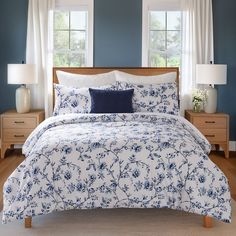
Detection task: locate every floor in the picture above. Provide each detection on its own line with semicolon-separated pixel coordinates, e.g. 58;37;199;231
0;149;236;211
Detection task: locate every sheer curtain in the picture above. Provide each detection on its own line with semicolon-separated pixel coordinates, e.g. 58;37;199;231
26;0;55;117
180;0;214;114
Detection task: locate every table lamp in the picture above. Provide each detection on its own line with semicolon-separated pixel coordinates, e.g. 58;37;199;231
8;64;37;113
196;64;227;113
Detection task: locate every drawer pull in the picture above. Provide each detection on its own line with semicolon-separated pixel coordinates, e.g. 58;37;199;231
205;135;215;138
14;121;25;124
205;121;216;124
14;135;25;138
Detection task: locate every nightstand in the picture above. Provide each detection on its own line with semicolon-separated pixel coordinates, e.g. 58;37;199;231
185;110;229;158
0;110;45;158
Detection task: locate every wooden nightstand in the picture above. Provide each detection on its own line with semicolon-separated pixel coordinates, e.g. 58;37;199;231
185;110;229;158
0;110;45;158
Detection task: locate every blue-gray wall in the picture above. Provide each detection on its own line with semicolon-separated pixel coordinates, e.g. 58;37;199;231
213;0;236;140
0;0;236;140
94;0;142;67
0;0;28;114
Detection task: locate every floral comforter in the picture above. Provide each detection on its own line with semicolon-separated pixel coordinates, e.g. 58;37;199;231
2;113;231;223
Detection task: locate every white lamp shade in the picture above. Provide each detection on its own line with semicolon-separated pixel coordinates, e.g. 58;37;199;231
8;64;37;84
196;64;227;85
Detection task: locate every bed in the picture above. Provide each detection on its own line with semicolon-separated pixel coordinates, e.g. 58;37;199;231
2;67;231;229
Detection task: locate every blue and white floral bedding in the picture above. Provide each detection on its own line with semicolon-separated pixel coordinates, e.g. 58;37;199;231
116;82;179;115
2;113;231;223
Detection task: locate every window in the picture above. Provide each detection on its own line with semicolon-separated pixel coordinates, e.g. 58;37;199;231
149;11;182;67
53;11;88;67
142;0;182;67
53;0;93;67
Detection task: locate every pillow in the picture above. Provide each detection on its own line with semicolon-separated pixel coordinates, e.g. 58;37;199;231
115;70;176;84
117;81;179;115
89;88;134;113
53;84;117;116
56;70;116;88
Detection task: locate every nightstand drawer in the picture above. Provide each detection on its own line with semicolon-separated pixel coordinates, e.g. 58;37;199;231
192;117;226;129
2;117;37;129
2;129;34;142
199;128;227;142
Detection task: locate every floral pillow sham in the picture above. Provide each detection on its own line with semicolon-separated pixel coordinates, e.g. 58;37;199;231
116;81;179;115
53;84;117;116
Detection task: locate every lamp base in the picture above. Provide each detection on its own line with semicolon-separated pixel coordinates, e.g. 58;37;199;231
16;85;30;113
204;86;217;113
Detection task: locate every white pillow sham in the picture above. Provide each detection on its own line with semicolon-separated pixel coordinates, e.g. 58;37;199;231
56;70;116;88
115;70;176;84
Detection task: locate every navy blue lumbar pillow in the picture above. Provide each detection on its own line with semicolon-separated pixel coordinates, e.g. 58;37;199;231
89;88;134;113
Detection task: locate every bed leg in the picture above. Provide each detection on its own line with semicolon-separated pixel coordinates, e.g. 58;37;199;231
203;216;213;228
25;217;32;228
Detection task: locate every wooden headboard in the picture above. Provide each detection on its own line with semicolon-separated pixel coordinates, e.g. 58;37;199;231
52;67;179;106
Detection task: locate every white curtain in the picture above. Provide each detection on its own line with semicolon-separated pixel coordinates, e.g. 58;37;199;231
180;0;214;114
26;0;55;117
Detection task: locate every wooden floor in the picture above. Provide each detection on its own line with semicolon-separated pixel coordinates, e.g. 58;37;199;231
0;150;236;211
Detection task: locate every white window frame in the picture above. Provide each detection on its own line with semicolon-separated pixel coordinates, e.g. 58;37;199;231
142;0;181;67
54;0;93;66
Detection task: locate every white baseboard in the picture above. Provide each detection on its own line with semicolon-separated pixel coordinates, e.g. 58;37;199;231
229;141;236;151
14;144;23;149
